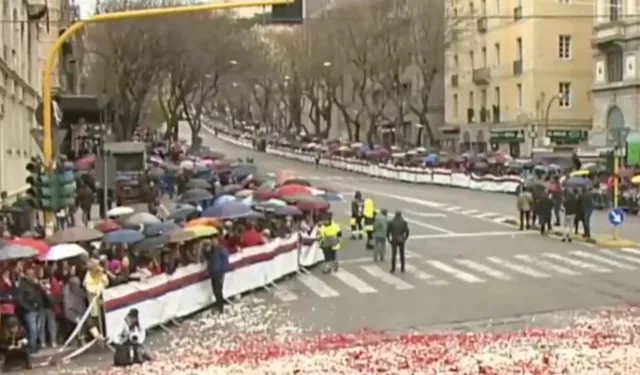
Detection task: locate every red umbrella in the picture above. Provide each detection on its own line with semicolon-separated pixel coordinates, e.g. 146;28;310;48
254;189;279;201
276;184;312;197
296;200;329;211
7;238;49;257
95;220;121;233
316;185;337;193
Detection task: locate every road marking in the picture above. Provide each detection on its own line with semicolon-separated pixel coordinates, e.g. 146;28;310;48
332;270;377;294
360;265;415;290
408;231;530;240
424;260;485;283
272;287;299;302
475;212;501;219
542;253;611;273
570;250;636;270
297;273;340;298
403;264;448;286
514;254;580;276
461;209;479;215
600;249;640;265
404;210;448;218
403;217;454;234
622;248;640;256
486;257;551;278
492;217;511;223
454;259;513;280
444;206;461;212
341;254;416;265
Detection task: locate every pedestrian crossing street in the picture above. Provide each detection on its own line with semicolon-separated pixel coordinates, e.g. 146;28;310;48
269;248;640;302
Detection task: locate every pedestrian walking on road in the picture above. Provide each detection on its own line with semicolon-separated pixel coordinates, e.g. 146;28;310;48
350;191;364;240
517;187;533;230
362;198;376;249
387;210;409;273
318;213;341;273
372;209;389;262
206;237;230;314
562;189;578;242
537;192;553;235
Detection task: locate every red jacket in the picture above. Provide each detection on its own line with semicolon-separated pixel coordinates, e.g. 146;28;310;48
0;279;14;315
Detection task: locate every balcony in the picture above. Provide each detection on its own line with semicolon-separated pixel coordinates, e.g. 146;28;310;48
479;107;490;123
467;108;475;123
472;67;490;85
492;105;501;123
477;17;488;33
450;74;459;87
513;6;522;21
513;59;523;76
592;22;626;48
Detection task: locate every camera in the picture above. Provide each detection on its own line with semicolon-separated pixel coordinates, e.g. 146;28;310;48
129;332;140;343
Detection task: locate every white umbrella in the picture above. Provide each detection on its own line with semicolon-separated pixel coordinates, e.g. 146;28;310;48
180;160;195;169
42;243;87;261
107;206;135;217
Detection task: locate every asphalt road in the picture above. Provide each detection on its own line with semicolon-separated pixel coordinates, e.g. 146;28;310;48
201;129;640;334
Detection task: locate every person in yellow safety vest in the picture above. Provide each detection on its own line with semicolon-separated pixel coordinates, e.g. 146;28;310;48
362;198;375;249
318;213;342;273
350;191;364;240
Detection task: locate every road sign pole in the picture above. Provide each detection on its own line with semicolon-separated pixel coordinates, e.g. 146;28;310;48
612;150;620;240
40;0;293;234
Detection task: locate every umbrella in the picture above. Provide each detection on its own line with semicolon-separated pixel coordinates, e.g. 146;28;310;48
275;184;312;197
175;203;196;210
107;206;135;218
259;180;277;190
241;196;253;206
124;212;161;226
274;206;303;217
188;225;219;238
144;222;180;237
47;227;104;245
185;178;212;190
281;194;316;204
632;175;640;185
132;236;169;254
263;198;287;209
221;184;243;195
180;160;195;169
296;199;330;211
214;194;236;206
254;189;279;201
167;206;197;221
235;189;253;198
180;188;214;203
6;238;49;257
0;245;38;261
147;166;165;178
316;191;343;202
570;169;590;177
423;153;439;164
231;165;256;180
94;220;121;233
202;201;253;219
186;217;219;227
41;243;87;261
103;229;145;244
168;229;198;244
281;178;311;187
564;177;591;187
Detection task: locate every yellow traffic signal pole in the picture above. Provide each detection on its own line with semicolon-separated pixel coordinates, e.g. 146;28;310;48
613;151;619;241
41;0;293;233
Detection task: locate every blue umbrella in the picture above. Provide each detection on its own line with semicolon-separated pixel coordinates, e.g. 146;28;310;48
564;177;591;187
103;229;145;244
274;206;303;217
214;194;236;206
202;201;254;219
144;222;180;237
423;153;439;164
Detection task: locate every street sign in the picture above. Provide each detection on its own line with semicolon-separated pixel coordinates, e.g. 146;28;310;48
30;128;68;157
608;208;625;226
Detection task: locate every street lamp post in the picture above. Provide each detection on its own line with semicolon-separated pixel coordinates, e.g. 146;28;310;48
543;93;565;138
610;126;630;241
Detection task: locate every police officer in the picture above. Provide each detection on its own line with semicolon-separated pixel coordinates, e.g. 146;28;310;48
318;213;341;273
350;191;364;240
362;197;376;249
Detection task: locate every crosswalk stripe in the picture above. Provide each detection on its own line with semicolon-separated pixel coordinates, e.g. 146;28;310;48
570;251;636;270
444;206;461;212
404;264;448;286
621;248;640;256
454;259;512;280
425;260;485;283
476;212;500;219
461;209;479;215
600;249;640;265
514;254;580;276
542;253;611;273
272;287;299;302
360;265;414;290
486;257;551;278
297;273;340;298
332;270;377;294
492;217;510;223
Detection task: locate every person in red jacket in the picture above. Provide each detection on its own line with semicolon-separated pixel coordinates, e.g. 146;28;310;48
239;224;266;248
39;268;62;348
0;268;15;317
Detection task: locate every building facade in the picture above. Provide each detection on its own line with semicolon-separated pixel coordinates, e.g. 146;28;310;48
592;0;640;141
445;0;593;156
0;0;73;198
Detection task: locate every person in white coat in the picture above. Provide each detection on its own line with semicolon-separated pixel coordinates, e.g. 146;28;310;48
112;309;153;366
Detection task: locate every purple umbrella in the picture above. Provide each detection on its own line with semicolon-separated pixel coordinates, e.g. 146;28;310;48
202;201;253;220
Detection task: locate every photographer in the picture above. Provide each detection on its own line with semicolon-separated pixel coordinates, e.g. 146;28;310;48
0;316;31;371
112;309;153;366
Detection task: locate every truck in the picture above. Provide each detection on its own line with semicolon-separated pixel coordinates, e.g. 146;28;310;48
95;142;148;205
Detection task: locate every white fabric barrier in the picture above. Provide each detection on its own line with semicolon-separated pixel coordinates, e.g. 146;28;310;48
213;131;523;194
102;231;323;339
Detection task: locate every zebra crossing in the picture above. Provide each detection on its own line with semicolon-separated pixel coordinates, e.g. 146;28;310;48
428;205;515;224
269;247;640;302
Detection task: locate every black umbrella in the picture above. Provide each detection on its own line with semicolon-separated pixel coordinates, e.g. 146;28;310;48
221;184;243;195
231;165;256;180
132;236;169;255
180;188;214;203
185;178;212;190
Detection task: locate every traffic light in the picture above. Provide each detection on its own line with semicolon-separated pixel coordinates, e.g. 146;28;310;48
25;158;50;209
50;162;76;209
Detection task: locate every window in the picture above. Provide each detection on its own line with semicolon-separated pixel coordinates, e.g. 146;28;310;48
559;82;571;107
453;94;459;116
481;47;487;66
609;0;620;21
559;0;570;3
516;37;522;60
469;1;475;14
469;51;475;68
494;43;501;65
516;83;522;107
558;35;572;59
495;0;500;14
494;86;501;105
481;89;487;107
454;54;459;69
481;0;486;14
469;90;475;108
606;50;623;82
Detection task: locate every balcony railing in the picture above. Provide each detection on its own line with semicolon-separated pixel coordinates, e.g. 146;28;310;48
472;67;490;84
451;74;459;87
477;17;488;33
513;59;523;76
513;6;522;21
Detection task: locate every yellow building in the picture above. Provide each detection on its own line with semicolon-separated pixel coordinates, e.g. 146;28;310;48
445;0;593;156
